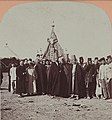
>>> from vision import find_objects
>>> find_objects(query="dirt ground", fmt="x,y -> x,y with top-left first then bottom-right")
0,73 -> 112,120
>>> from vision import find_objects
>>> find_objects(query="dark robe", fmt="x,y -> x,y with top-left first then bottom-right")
48,62 -> 60,96
109,79 -> 112,99
63,63 -> 72,97
72,63 -> 86,98
0,71 -> 3,86
35,63 -> 47,94
16,65 -> 26,94
84,64 -> 95,98
79,63 -> 86,98
24,63 -> 29,93
59,63 -> 69,97
41,64 -> 47,94
49,62 -> 68,97
8,66 -> 11,92
46,65 -> 51,94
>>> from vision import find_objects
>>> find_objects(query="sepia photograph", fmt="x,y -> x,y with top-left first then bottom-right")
0,0 -> 112,120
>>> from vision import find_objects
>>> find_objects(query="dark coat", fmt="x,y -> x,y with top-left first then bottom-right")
63,63 -> 72,96
72,63 -> 86,98
0,72 -> 3,86
49,62 -> 69,97
35,63 -> 47,94
16,65 -> 26,94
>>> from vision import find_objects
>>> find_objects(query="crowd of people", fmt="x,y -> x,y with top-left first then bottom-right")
1,54 -> 112,100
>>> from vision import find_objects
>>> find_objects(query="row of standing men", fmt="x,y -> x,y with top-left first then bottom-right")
9,55 -> 112,99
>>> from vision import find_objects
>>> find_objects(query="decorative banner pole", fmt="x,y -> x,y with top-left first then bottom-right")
43,22 -> 64,61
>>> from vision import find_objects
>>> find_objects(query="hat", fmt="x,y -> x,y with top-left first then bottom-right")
88,58 -> 92,62
94,57 -> 98,60
79,57 -> 84,60
100,57 -> 105,61
107,55 -> 111,59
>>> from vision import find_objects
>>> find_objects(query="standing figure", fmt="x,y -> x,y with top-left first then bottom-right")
49,57 -> 68,98
35,57 -> 47,95
92,57 -> 100,97
45,59 -> 51,94
106,55 -> 112,99
85,58 -> 95,99
63,59 -> 72,97
24,59 -> 30,94
0,60 -> 3,87
99,57 -> 110,99
58,57 -> 69,98
79,57 -> 86,98
26,63 -> 37,95
48,59 -> 60,97
70,55 -> 85,99
10,63 -> 17,94
16,61 -> 26,97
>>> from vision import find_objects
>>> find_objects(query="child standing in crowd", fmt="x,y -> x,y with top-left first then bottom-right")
10,63 -> 17,94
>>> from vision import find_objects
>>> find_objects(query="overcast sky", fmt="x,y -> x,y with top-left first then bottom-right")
0,2 -> 112,60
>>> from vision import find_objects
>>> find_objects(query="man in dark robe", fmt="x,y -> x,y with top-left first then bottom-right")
48,60 -> 60,97
41,59 -> 47,94
70,55 -> 85,99
35,57 -> 47,95
49,57 -> 68,98
79,57 -> 86,98
45,60 -> 51,94
16,61 -> 26,97
0,70 -> 3,87
24,59 -> 29,94
92,57 -> 100,97
8,64 -> 11,92
63,59 -> 72,97
84,58 -> 95,99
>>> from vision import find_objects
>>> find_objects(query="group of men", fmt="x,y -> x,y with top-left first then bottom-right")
1,54 -> 112,100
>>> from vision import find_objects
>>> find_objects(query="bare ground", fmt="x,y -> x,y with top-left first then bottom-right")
0,73 -> 112,120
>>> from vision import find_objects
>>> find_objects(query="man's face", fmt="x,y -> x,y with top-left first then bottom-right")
79,58 -> 84,64
94,59 -> 98,64
42,60 -> 46,65
107,58 -> 111,64
24,60 -> 28,64
12,64 -> 14,67
35,58 -> 39,64
20,61 -> 23,66
101,60 -> 105,65
88,60 -> 92,65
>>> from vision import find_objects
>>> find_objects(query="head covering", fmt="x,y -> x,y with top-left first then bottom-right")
100,57 -> 105,61
107,55 -> 111,59
94,57 -> 98,60
79,57 -> 84,60
88,58 -> 92,62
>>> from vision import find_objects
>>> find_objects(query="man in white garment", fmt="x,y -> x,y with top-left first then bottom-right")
99,57 -> 110,99
70,55 -> 77,98
106,55 -> 112,98
10,63 -> 17,94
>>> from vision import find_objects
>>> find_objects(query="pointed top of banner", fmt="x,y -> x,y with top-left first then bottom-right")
50,21 -> 58,43
51,21 -> 55,31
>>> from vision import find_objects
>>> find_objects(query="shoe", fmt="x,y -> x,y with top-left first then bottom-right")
51,96 -> 55,99
18,95 -> 24,98
70,94 -> 75,99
